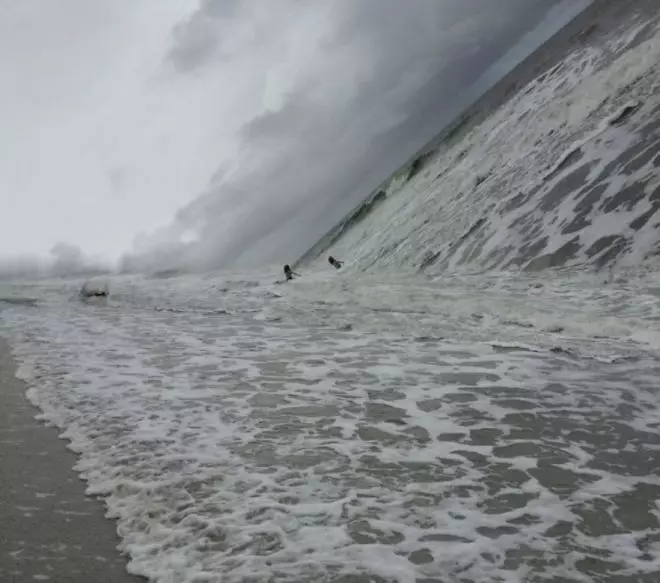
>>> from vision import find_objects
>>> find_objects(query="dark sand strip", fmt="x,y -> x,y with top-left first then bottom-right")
0,338 -> 144,582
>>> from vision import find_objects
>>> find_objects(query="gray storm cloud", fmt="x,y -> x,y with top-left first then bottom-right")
120,0 -> 567,273
1,0 -> 568,276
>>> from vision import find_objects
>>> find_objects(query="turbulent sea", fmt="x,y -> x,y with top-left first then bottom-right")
3,2 -> 660,582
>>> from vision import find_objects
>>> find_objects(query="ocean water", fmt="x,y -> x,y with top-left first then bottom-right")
3,2 -> 660,583
305,0 -> 660,276
2,269 -> 660,583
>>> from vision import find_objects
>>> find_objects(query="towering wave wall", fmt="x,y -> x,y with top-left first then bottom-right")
301,0 -> 660,276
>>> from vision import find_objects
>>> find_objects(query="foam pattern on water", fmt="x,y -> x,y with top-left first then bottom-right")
312,4 -> 660,275
2,271 -> 660,582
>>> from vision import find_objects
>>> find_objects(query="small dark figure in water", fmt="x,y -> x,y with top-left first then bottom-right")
283,264 -> 300,281
328,256 -> 343,269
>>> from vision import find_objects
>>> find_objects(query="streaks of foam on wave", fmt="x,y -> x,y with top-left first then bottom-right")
312,5 -> 660,276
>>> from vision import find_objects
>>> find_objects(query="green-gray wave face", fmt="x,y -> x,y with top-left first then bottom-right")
302,0 -> 660,277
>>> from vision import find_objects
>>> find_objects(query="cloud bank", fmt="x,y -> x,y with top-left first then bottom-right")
1,0 -> 566,276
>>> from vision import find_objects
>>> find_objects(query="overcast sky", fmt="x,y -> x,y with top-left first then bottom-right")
0,0 -> 580,273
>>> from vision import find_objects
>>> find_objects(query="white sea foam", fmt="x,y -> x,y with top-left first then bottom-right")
316,8 -> 660,275
2,268 -> 660,582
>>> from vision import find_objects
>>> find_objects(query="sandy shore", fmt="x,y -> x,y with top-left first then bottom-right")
0,337 -> 144,583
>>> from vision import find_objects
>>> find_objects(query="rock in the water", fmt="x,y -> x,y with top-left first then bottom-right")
80,280 -> 109,299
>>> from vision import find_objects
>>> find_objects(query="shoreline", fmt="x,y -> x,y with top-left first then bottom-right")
0,336 -> 144,582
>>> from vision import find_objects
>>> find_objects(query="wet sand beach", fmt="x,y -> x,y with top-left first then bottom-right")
0,338 -> 144,583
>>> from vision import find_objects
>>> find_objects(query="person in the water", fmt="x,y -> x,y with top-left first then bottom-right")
328,256 -> 343,269
283,264 -> 300,281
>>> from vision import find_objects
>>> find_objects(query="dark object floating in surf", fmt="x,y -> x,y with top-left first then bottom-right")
608,101 -> 641,126
283,264 -> 300,281
79,281 -> 109,299
328,256 -> 344,269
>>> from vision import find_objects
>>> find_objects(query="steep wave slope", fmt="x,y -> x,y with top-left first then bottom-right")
302,0 -> 660,276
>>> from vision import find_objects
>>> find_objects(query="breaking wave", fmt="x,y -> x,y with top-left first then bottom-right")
302,1 -> 660,278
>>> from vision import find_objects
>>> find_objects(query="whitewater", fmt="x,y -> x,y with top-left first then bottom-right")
3,1 -> 660,582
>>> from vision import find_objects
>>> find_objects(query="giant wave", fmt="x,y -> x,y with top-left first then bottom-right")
299,0 -> 660,278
